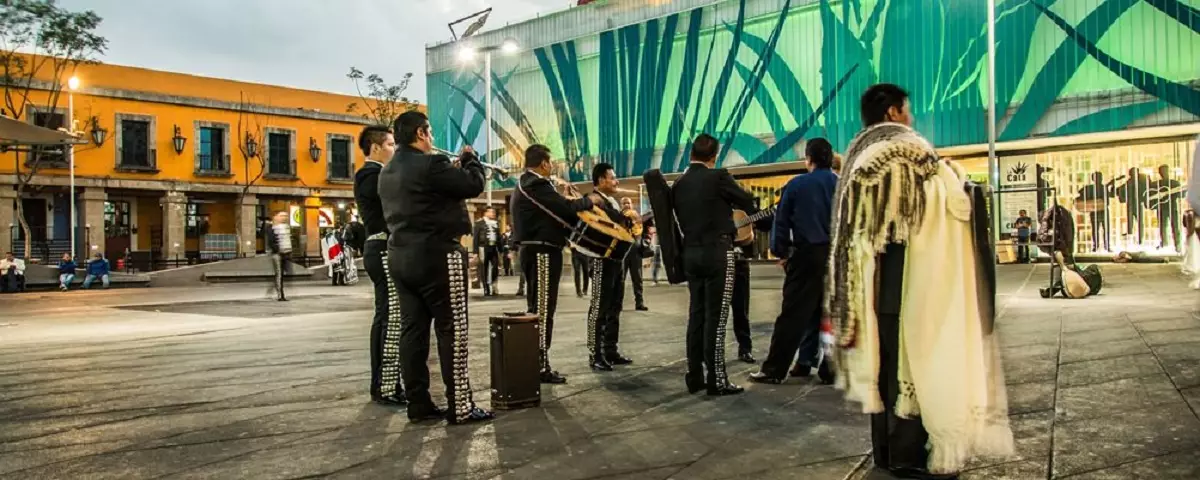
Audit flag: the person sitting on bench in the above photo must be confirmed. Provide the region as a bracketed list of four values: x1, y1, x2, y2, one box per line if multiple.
[82, 253, 111, 289]
[1, 252, 25, 293]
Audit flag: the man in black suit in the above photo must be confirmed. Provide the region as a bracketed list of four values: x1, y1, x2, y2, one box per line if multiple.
[586, 163, 635, 371]
[620, 197, 649, 311]
[512, 144, 602, 384]
[472, 206, 502, 296]
[671, 133, 759, 396]
[378, 111, 492, 425]
[353, 124, 405, 406]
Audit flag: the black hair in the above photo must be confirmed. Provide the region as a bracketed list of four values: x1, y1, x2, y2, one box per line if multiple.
[393, 111, 429, 145]
[483, 206, 495, 213]
[357, 125, 392, 156]
[524, 144, 552, 169]
[805, 137, 834, 169]
[860, 83, 909, 127]
[592, 162, 615, 186]
[690, 133, 719, 161]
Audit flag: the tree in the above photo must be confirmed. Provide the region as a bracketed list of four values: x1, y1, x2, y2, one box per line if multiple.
[1, 0, 106, 260]
[345, 67, 415, 126]
[235, 91, 267, 257]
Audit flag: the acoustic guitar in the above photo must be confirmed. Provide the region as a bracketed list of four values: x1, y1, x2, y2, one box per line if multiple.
[732, 206, 777, 246]
[1146, 185, 1187, 210]
[1054, 252, 1090, 299]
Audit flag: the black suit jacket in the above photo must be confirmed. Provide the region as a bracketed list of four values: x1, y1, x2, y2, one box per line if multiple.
[353, 161, 387, 236]
[512, 171, 593, 248]
[472, 219, 500, 251]
[379, 145, 485, 250]
[670, 162, 757, 246]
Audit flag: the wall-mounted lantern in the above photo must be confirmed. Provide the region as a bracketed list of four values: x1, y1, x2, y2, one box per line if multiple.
[171, 125, 187, 154]
[308, 137, 322, 163]
[88, 116, 107, 147]
[244, 132, 259, 158]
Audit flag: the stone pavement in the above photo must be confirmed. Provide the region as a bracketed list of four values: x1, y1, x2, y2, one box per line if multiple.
[0, 264, 1198, 479]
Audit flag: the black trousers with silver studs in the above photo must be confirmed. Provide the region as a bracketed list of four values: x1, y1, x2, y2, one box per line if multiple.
[682, 241, 736, 386]
[520, 244, 564, 373]
[587, 257, 626, 359]
[389, 243, 478, 421]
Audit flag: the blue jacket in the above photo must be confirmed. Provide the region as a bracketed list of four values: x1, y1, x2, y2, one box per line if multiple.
[87, 258, 110, 276]
[771, 168, 838, 258]
[58, 260, 77, 274]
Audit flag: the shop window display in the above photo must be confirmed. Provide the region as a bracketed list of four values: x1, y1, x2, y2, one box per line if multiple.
[992, 139, 1196, 258]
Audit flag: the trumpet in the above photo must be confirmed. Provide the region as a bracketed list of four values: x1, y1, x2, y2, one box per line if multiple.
[432, 146, 513, 181]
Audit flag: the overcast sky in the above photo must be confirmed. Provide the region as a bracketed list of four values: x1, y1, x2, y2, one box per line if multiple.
[57, 0, 570, 102]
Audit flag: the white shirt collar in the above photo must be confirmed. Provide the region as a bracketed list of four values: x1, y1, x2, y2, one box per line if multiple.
[365, 159, 385, 168]
[526, 169, 545, 179]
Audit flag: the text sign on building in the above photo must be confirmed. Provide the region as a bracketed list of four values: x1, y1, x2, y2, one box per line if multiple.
[998, 156, 1039, 237]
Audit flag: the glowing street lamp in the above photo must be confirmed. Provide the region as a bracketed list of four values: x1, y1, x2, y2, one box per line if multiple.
[455, 38, 520, 206]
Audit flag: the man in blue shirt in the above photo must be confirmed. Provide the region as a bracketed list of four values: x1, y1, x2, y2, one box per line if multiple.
[749, 138, 838, 384]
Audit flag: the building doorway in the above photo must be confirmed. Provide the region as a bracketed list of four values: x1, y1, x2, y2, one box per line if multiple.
[104, 200, 132, 260]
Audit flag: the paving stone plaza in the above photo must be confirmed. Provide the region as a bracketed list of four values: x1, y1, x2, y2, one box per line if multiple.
[1, 264, 1198, 479]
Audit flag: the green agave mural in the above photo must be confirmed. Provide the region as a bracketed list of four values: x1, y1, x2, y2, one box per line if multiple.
[428, 0, 1200, 184]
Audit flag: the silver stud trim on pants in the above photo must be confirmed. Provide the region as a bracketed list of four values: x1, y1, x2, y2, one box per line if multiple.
[586, 257, 604, 356]
[536, 252, 551, 371]
[447, 251, 473, 422]
[715, 249, 735, 385]
[380, 249, 403, 397]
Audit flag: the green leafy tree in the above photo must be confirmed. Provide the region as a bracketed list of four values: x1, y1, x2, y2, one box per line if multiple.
[345, 67, 415, 126]
[0, 0, 106, 260]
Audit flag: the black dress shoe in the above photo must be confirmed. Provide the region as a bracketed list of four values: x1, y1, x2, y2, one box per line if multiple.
[407, 404, 448, 423]
[635, 304, 649, 311]
[448, 406, 496, 425]
[605, 353, 633, 365]
[590, 357, 613, 371]
[706, 382, 745, 396]
[685, 373, 705, 394]
[790, 364, 811, 377]
[371, 393, 408, 406]
[738, 352, 756, 364]
[817, 360, 835, 385]
[540, 370, 568, 384]
[748, 372, 783, 384]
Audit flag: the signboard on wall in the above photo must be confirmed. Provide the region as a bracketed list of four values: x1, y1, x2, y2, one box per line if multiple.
[998, 156, 1039, 237]
[288, 206, 338, 227]
[289, 206, 302, 227]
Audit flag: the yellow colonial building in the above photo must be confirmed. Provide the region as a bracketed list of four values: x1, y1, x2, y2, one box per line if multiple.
[1, 57, 416, 268]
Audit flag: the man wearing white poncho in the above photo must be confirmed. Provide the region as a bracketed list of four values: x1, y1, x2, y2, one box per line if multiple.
[825, 84, 1013, 479]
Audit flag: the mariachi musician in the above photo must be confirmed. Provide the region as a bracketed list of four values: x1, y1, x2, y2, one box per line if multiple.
[671, 133, 760, 396]
[586, 163, 636, 371]
[620, 197, 649, 311]
[378, 111, 491, 424]
[512, 144, 603, 384]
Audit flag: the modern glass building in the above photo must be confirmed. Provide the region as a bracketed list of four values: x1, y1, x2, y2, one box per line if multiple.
[426, 0, 1199, 259]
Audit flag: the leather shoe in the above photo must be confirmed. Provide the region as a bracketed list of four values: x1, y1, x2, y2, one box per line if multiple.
[635, 304, 649, 311]
[738, 351, 756, 364]
[605, 353, 633, 365]
[371, 393, 408, 406]
[790, 364, 811, 377]
[685, 373, 705, 394]
[817, 360, 835, 385]
[706, 382, 745, 396]
[540, 370, 568, 384]
[448, 406, 495, 425]
[748, 372, 783, 384]
[590, 357, 613, 371]
[407, 404, 448, 423]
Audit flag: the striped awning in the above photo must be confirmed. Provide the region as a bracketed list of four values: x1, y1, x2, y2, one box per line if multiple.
[0, 114, 85, 147]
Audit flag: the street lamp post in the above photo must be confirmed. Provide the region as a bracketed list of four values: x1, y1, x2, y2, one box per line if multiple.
[458, 38, 519, 207]
[67, 75, 79, 260]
